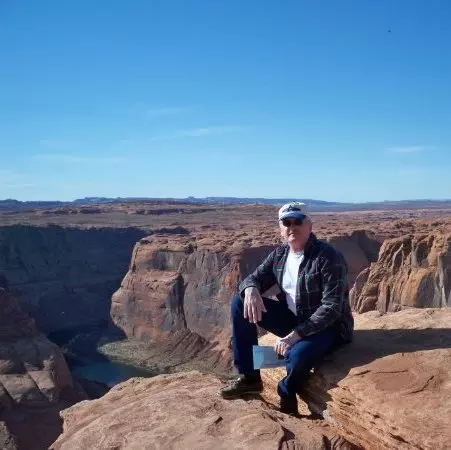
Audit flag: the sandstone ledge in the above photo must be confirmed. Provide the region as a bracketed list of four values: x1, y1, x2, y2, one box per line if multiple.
[51, 371, 356, 450]
[260, 308, 451, 449]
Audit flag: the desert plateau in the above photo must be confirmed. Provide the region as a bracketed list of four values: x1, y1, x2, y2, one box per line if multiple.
[0, 200, 450, 449]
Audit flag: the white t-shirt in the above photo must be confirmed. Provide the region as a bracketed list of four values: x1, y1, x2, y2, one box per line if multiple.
[282, 250, 304, 315]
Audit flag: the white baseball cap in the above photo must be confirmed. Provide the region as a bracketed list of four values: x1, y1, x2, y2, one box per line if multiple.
[278, 202, 309, 221]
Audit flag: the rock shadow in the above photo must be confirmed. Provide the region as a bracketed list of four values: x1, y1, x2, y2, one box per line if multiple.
[321, 327, 451, 384]
[302, 326, 451, 418]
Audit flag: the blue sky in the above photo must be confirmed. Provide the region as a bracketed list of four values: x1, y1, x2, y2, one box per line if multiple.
[1, 0, 450, 202]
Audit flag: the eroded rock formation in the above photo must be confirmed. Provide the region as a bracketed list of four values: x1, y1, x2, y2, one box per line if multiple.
[50, 371, 356, 450]
[260, 308, 451, 449]
[350, 233, 451, 312]
[0, 287, 85, 449]
[326, 230, 381, 285]
[111, 233, 275, 371]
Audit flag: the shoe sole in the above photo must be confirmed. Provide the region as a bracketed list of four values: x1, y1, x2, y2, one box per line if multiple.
[218, 388, 263, 400]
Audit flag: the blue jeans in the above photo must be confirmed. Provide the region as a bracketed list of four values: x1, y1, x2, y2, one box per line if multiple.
[231, 295, 339, 399]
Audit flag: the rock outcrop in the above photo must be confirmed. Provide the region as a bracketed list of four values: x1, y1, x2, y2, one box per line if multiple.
[0, 225, 146, 333]
[0, 287, 85, 449]
[261, 308, 451, 449]
[51, 371, 356, 450]
[350, 233, 451, 312]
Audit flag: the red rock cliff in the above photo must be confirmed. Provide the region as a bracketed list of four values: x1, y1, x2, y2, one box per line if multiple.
[0, 287, 85, 450]
[351, 232, 451, 312]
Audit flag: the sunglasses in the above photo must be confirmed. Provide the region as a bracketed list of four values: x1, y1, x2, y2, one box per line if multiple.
[280, 218, 304, 227]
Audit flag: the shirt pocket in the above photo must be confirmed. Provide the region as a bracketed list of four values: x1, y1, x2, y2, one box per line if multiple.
[304, 271, 322, 294]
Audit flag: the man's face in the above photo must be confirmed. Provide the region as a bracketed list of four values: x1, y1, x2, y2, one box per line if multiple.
[279, 217, 312, 248]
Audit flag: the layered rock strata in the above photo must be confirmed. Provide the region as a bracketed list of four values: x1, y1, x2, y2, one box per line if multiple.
[111, 233, 275, 371]
[350, 233, 451, 312]
[51, 371, 356, 450]
[260, 308, 451, 449]
[0, 287, 84, 449]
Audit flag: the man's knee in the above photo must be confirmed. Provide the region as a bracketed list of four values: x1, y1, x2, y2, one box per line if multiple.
[286, 341, 319, 369]
[231, 294, 243, 316]
[287, 333, 335, 369]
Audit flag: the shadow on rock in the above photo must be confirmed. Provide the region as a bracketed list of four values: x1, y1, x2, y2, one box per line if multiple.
[320, 327, 451, 385]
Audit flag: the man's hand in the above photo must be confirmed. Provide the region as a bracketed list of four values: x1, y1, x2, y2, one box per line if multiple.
[274, 330, 301, 357]
[243, 287, 267, 324]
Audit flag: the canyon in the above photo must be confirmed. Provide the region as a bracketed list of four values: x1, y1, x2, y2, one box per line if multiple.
[1, 202, 451, 448]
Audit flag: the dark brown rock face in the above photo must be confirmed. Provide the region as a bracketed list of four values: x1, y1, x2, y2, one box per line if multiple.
[0, 287, 36, 338]
[0, 288, 85, 450]
[350, 233, 451, 313]
[0, 225, 145, 333]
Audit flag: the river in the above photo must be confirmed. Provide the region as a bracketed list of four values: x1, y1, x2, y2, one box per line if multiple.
[71, 360, 155, 387]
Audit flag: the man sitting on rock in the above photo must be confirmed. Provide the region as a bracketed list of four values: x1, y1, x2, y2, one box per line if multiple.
[219, 202, 354, 415]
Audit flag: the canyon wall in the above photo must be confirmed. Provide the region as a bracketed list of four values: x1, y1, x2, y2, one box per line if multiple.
[351, 232, 451, 313]
[326, 230, 381, 285]
[0, 223, 381, 357]
[111, 235, 273, 342]
[0, 225, 146, 333]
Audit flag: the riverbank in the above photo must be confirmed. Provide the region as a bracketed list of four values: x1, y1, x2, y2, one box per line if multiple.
[97, 338, 235, 379]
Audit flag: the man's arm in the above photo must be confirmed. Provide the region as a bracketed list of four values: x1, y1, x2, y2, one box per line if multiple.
[295, 251, 348, 337]
[238, 249, 277, 297]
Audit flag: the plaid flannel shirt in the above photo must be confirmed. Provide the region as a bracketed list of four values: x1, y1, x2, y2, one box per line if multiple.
[239, 233, 354, 342]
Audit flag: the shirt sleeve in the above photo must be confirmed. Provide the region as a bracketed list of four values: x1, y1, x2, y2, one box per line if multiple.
[295, 251, 348, 337]
[238, 249, 277, 297]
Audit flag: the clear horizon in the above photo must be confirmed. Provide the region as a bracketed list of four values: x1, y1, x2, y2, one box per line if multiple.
[3, 196, 451, 205]
[1, 1, 451, 202]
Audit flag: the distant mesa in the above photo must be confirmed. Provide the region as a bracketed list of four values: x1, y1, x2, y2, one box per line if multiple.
[2, 197, 451, 214]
